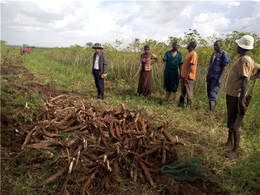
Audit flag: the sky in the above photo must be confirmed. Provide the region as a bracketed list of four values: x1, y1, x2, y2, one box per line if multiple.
[1, 0, 259, 48]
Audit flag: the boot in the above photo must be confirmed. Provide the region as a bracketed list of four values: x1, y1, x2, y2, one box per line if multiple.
[225, 131, 241, 159]
[165, 91, 171, 100]
[173, 92, 178, 103]
[186, 99, 192, 108]
[177, 95, 184, 107]
[205, 100, 216, 115]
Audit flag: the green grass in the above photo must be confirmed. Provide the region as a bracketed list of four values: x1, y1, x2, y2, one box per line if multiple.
[1, 45, 260, 194]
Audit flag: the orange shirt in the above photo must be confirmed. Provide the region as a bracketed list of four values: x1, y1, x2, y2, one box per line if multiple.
[181, 50, 198, 80]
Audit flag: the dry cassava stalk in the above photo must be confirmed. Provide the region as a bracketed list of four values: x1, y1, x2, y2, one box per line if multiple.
[21, 127, 37, 150]
[81, 169, 99, 195]
[161, 128, 175, 144]
[32, 165, 69, 188]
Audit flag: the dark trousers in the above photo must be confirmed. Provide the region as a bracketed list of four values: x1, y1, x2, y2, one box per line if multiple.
[93, 70, 104, 98]
[207, 77, 221, 101]
[226, 94, 240, 130]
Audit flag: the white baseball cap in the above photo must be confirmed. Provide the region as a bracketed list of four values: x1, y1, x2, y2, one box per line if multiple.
[235, 35, 254, 50]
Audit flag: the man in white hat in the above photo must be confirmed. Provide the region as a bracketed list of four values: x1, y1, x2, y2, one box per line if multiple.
[224, 35, 260, 159]
[92, 43, 108, 100]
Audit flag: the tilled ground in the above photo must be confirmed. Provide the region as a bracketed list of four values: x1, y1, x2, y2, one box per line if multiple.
[1, 56, 216, 194]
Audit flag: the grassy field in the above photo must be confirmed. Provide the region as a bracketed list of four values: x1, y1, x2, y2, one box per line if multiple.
[1, 34, 260, 194]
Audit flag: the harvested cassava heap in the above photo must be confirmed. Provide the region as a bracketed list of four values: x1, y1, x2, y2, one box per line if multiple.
[22, 95, 184, 194]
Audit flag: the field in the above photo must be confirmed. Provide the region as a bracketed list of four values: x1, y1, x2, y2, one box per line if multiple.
[1, 31, 260, 195]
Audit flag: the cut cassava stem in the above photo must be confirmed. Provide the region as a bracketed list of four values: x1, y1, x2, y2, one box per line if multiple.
[81, 169, 99, 195]
[32, 165, 69, 188]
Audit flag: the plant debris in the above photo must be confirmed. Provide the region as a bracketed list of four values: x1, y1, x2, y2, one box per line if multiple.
[18, 95, 184, 194]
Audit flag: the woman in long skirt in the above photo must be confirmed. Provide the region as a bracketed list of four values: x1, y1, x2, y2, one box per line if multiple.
[137, 45, 158, 96]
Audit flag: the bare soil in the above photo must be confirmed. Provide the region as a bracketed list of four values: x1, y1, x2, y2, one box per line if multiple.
[1, 57, 217, 194]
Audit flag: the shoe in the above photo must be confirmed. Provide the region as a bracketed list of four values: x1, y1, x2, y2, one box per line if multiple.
[177, 95, 184, 107]
[97, 95, 103, 100]
[205, 100, 216, 115]
[186, 99, 192, 108]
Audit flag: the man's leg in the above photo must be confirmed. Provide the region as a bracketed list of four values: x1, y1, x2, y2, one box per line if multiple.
[173, 91, 178, 103]
[225, 129, 234, 148]
[186, 79, 194, 108]
[206, 79, 219, 114]
[98, 75, 104, 99]
[178, 78, 185, 107]
[165, 91, 171, 100]
[225, 128, 241, 159]
[225, 95, 240, 158]
[93, 70, 100, 98]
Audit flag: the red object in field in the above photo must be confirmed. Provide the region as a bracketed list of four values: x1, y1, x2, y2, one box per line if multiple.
[20, 44, 32, 55]
[142, 58, 146, 62]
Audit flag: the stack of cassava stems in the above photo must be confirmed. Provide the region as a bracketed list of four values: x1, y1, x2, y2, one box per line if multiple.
[21, 95, 183, 195]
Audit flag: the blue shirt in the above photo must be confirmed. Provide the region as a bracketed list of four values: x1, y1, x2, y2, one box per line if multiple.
[207, 50, 230, 80]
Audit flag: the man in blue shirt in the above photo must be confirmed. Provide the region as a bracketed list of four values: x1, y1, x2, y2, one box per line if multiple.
[206, 40, 230, 114]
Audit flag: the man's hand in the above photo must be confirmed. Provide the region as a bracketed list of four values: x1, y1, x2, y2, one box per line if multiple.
[217, 78, 222, 86]
[157, 67, 162, 74]
[101, 74, 107, 78]
[184, 78, 189, 86]
[239, 102, 248, 115]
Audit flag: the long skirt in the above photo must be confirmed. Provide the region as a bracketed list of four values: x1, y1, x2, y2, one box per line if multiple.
[137, 70, 152, 96]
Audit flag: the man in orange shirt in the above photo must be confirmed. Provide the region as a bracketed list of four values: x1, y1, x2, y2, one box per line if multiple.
[178, 42, 198, 108]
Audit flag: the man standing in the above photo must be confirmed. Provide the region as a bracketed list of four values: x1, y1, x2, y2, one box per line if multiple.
[157, 42, 183, 103]
[206, 40, 230, 114]
[225, 35, 260, 159]
[92, 43, 108, 100]
[178, 42, 198, 108]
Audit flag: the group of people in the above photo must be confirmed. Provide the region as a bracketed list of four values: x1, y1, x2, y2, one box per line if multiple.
[91, 35, 260, 159]
[138, 40, 230, 111]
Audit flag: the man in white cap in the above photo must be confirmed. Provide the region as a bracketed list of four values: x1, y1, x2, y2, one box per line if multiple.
[92, 43, 108, 100]
[224, 35, 260, 159]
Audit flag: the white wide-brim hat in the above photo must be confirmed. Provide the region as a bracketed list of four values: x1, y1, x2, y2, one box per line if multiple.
[235, 35, 254, 50]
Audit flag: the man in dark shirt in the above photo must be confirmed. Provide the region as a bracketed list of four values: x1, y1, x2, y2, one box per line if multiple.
[206, 40, 230, 114]
[92, 43, 108, 100]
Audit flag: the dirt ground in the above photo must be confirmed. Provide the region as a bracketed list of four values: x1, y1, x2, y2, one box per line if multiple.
[1, 57, 217, 195]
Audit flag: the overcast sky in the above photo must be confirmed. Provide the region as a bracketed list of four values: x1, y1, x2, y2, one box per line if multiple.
[1, 0, 259, 47]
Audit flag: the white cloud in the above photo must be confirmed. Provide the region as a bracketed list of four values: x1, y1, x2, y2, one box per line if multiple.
[213, 1, 240, 9]
[1, 0, 258, 47]
[181, 4, 193, 19]
[192, 12, 230, 38]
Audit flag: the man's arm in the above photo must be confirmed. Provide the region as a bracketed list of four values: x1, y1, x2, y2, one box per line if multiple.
[101, 53, 108, 78]
[250, 70, 260, 80]
[239, 76, 249, 115]
[157, 61, 166, 73]
[178, 63, 183, 80]
[217, 66, 226, 85]
[184, 63, 193, 85]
